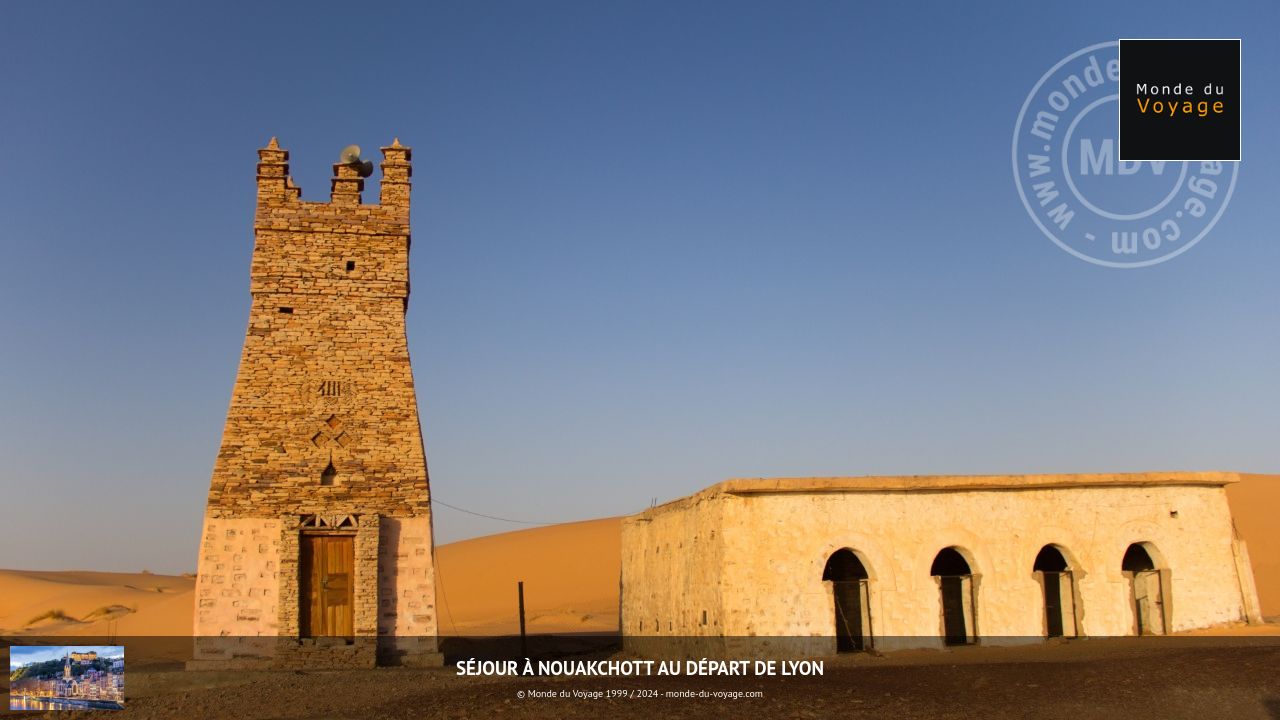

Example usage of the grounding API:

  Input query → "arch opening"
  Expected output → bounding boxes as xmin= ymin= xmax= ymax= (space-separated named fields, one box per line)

xmin=1033 ymin=545 xmax=1078 ymax=638
xmin=931 ymin=547 xmax=976 ymax=646
xmin=1034 ymin=545 xmax=1069 ymax=572
xmin=823 ymin=549 xmax=872 ymax=652
xmin=1122 ymin=542 xmax=1168 ymax=636
xmin=823 ymin=549 xmax=869 ymax=581
xmin=1122 ymin=543 xmax=1156 ymax=572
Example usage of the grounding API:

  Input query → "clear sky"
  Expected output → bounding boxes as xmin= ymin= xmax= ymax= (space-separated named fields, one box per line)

xmin=1 ymin=1 xmax=1277 ymax=574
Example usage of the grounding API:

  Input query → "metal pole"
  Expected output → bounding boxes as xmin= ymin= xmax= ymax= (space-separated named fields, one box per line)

xmin=518 ymin=580 xmax=527 ymax=659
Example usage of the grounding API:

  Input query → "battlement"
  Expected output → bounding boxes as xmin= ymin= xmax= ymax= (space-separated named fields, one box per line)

xmin=249 ymin=138 xmax=414 ymax=301
xmin=254 ymin=137 xmax=413 ymax=219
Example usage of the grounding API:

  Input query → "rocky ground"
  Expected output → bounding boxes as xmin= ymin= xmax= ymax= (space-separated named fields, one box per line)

xmin=6 ymin=636 xmax=1279 ymax=719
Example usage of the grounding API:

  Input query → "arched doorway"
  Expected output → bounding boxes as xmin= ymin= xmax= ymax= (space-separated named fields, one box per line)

xmin=1122 ymin=543 xmax=1168 ymax=635
xmin=823 ymin=549 xmax=872 ymax=651
xmin=1033 ymin=545 xmax=1078 ymax=638
xmin=931 ymin=547 xmax=976 ymax=645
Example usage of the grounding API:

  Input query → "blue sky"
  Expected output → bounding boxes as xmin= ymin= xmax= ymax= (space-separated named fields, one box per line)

xmin=1 ymin=1 xmax=1277 ymax=573
xmin=10 ymin=646 xmax=123 ymax=670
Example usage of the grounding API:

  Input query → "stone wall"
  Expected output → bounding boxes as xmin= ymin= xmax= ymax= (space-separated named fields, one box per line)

xmin=191 ymin=517 xmax=281 ymax=662
xmin=622 ymin=473 xmax=1260 ymax=656
xmin=377 ymin=516 xmax=440 ymax=664
xmin=203 ymin=139 xmax=427 ymax=518
xmin=621 ymin=494 xmax=726 ymax=656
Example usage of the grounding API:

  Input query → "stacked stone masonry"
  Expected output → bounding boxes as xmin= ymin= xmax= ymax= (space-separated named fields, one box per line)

xmin=191 ymin=139 xmax=441 ymax=669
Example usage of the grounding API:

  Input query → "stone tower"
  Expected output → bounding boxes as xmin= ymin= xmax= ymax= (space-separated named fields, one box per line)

xmin=189 ymin=138 xmax=441 ymax=669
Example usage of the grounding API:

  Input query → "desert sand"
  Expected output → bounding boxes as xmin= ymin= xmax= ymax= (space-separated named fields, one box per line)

xmin=433 ymin=517 xmax=621 ymax=635
xmin=0 ymin=473 xmax=1273 ymax=638
xmin=0 ymin=569 xmax=194 ymax=637
xmin=0 ymin=517 xmax=621 ymax=638
xmin=1228 ymin=474 xmax=1279 ymax=617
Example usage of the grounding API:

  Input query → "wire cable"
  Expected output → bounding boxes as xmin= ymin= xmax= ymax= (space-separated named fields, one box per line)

xmin=431 ymin=499 xmax=555 ymax=525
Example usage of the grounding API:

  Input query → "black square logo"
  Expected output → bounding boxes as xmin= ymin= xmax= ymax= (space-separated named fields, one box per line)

xmin=1119 ymin=39 xmax=1240 ymax=161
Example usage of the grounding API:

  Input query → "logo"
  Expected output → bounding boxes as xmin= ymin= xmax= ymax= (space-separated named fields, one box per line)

xmin=1118 ymin=39 xmax=1241 ymax=161
xmin=1012 ymin=42 xmax=1238 ymax=268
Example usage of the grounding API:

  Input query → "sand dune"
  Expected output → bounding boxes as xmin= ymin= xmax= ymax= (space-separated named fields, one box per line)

xmin=0 ymin=569 xmax=195 ymax=636
xmin=434 ymin=517 xmax=621 ymax=635
xmin=0 ymin=517 xmax=622 ymax=639
xmin=0 ymin=475 xmax=1272 ymax=639
xmin=1228 ymin=474 xmax=1279 ymax=618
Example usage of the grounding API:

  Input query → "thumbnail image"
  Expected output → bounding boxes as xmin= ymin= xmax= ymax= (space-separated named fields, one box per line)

xmin=8 ymin=646 xmax=124 ymax=711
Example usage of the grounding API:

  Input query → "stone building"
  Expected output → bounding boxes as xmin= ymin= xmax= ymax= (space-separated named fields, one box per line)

xmin=189 ymin=139 xmax=441 ymax=669
xmin=622 ymin=472 xmax=1263 ymax=656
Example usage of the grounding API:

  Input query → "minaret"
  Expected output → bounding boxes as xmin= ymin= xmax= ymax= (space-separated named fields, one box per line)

xmin=189 ymin=140 xmax=441 ymax=669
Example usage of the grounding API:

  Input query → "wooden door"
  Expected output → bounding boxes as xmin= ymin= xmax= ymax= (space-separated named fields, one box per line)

xmin=301 ymin=535 xmax=355 ymax=637
xmin=832 ymin=580 xmax=864 ymax=651
xmin=959 ymin=575 xmax=976 ymax=644
xmin=1059 ymin=571 xmax=1078 ymax=637
xmin=857 ymin=579 xmax=873 ymax=650
xmin=1133 ymin=570 xmax=1164 ymax=636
